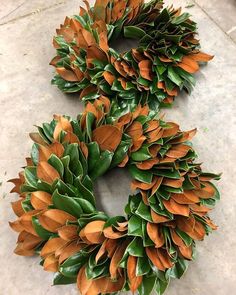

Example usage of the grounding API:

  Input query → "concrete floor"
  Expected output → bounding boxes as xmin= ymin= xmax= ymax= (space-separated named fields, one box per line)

xmin=0 ymin=0 xmax=236 ymax=294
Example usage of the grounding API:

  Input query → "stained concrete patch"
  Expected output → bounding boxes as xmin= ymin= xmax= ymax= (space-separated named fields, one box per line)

xmin=0 ymin=0 xmax=236 ymax=294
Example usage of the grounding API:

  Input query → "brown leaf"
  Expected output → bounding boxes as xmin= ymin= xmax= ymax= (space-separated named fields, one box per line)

xmin=136 ymin=158 xmax=159 ymax=170
xmin=170 ymin=128 xmax=197 ymax=144
xmin=14 ymin=233 xmax=42 ymax=256
xmin=31 ymin=191 xmax=52 ymax=210
xmin=138 ymin=60 xmax=153 ymax=81
xmin=77 ymin=266 xmax=93 ymax=295
xmin=176 ymin=215 xmax=205 ymax=240
xmin=163 ymin=199 xmax=190 ymax=216
xmin=38 ymin=209 xmax=76 ymax=233
xmin=95 ymin=240 xmax=107 ymax=263
xmin=87 ymin=45 xmax=107 ymax=63
xmin=41 ymin=237 xmax=67 ymax=258
xmin=162 ymin=178 xmax=184 ymax=188
xmin=166 ymin=144 xmax=191 ymax=159
xmin=43 ymin=254 xmax=58 ymax=272
xmin=172 ymin=192 xmax=199 ymax=204
xmin=112 ymin=1 xmax=126 ymax=22
xmin=58 ymin=225 xmax=79 ymax=241
xmin=92 ymin=125 xmax=122 ymax=152
xmin=151 ymin=209 xmax=170 ymax=223
xmin=11 ymin=199 xmax=25 ymax=217
xmin=29 ymin=132 xmax=47 ymax=146
xmin=103 ymin=71 xmax=115 ymax=85
xmin=146 ymin=247 xmax=172 ymax=271
xmin=189 ymin=52 xmax=214 ymax=62
xmin=110 ymin=242 xmax=128 ymax=279
xmin=82 ymin=220 xmax=105 ymax=244
xmin=53 ymin=115 xmax=73 ymax=140
xmin=194 ymin=182 xmax=215 ymax=199
xmin=56 ymin=67 xmax=78 ymax=82
xmin=147 ymin=222 xmax=164 ymax=248
xmin=103 ymin=226 xmax=126 ymax=239
xmin=179 ymin=244 xmax=192 ymax=259
xmin=127 ymin=255 xmax=143 ymax=293
xmin=126 ymin=121 xmax=143 ymax=141
xmin=59 ymin=241 xmax=84 ymax=264
xmin=178 ymin=56 xmax=199 ymax=73
xmin=37 ymin=161 xmax=60 ymax=184
xmin=50 ymin=142 xmax=65 ymax=158
xmin=162 ymin=122 xmax=179 ymax=138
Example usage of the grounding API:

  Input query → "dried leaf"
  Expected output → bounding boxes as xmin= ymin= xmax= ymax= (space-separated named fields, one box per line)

xmin=163 ymin=199 xmax=190 ymax=216
xmin=138 ymin=60 xmax=153 ymax=81
xmin=58 ymin=225 xmax=79 ymax=241
xmin=82 ymin=220 xmax=105 ymax=244
xmin=93 ymin=125 xmax=122 ymax=152
xmin=147 ymin=222 xmax=164 ymax=248
xmin=127 ymin=255 xmax=143 ymax=293
xmin=37 ymin=161 xmax=60 ymax=184
xmin=56 ymin=68 xmax=78 ymax=82
xmin=31 ymin=191 xmax=52 ymax=210
xmin=39 ymin=209 xmax=76 ymax=233
xmin=41 ymin=237 xmax=67 ymax=258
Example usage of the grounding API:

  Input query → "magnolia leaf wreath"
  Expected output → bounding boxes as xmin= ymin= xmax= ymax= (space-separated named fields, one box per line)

xmin=50 ymin=0 xmax=213 ymax=110
xmin=9 ymin=98 xmax=220 ymax=295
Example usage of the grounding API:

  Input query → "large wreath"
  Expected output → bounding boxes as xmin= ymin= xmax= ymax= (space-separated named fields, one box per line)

xmin=10 ymin=97 xmax=220 ymax=295
xmin=50 ymin=0 xmax=213 ymax=109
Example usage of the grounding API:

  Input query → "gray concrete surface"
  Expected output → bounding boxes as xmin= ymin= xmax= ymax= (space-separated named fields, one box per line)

xmin=0 ymin=0 xmax=236 ymax=294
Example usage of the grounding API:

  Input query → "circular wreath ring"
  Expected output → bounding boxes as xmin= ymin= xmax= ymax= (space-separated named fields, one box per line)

xmin=9 ymin=97 xmax=220 ymax=295
xmin=50 ymin=0 xmax=213 ymax=109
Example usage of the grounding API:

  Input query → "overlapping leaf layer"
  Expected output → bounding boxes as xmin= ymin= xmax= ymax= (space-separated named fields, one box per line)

xmin=51 ymin=0 xmax=213 ymax=109
xmin=9 ymin=97 xmax=220 ymax=295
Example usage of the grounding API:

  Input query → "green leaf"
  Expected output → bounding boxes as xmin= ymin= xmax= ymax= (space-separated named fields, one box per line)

xmin=31 ymin=143 xmax=39 ymax=165
xmin=169 ymin=258 xmax=188 ymax=279
xmin=172 ymin=12 xmax=191 ymax=25
xmin=60 ymin=250 xmax=88 ymax=278
xmin=138 ymin=275 xmax=156 ymax=295
xmin=88 ymin=142 xmax=100 ymax=173
xmin=167 ymin=67 xmax=183 ymax=87
xmin=124 ymin=26 xmax=146 ymax=39
xmin=64 ymin=144 xmax=83 ymax=177
xmin=153 ymin=169 xmax=181 ymax=179
xmin=53 ymin=272 xmax=76 ymax=285
xmin=135 ymin=201 xmax=152 ymax=222
xmin=155 ymin=277 xmax=170 ymax=295
xmin=175 ymin=229 xmax=192 ymax=247
xmin=128 ymin=165 xmax=153 ymax=183
xmin=86 ymin=112 xmax=95 ymax=141
xmin=136 ymin=256 xmax=151 ymax=276
xmin=24 ymin=167 xmax=38 ymax=188
xmin=76 ymin=197 xmax=95 ymax=214
xmin=131 ymin=146 xmax=152 ymax=162
xmin=74 ymin=176 xmax=96 ymax=207
xmin=52 ymin=189 xmax=83 ymax=217
xmin=61 ymin=156 xmax=73 ymax=185
xmin=128 ymin=215 xmax=143 ymax=237
xmin=48 ymin=154 xmax=64 ymax=178
xmin=32 ymin=216 xmax=53 ymax=240
xmin=126 ymin=237 xmax=144 ymax=257
xmin=110 ymin=140 xmax=131 ymax=168
xmin=89 ymin=150 xmax=114 ymax=180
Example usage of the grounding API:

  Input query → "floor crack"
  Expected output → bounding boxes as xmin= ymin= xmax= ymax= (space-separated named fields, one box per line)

xmin=193 ymin=0 xmax=236 ymax=46
xmin=0 ymin=0 xmax=66 ymax=26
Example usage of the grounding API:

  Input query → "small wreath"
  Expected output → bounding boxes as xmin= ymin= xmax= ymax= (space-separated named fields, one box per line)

xmin=50 ymin=0 xmax=213 ymax=109
xmin=9 ymin=97 xmax=220 ymax=295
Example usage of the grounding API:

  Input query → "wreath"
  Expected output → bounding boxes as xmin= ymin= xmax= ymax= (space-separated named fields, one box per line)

xmin=50 ymin=0 xmax=213 ymax=110
xmin=9 ymin=98 xmax=220 ymax=295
